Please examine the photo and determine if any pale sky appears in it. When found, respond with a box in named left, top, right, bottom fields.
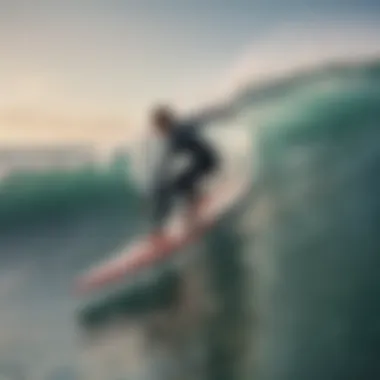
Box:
left=0, top=0, right=379, bottom=147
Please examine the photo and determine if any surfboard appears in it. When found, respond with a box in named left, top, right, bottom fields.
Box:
left=75, top=180, right=247, bottom=295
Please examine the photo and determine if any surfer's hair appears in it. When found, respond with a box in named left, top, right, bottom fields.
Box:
left=151, top=105, right=176, bottom=125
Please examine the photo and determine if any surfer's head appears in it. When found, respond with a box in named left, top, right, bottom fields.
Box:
left=151, top=105, right=176, bottom=135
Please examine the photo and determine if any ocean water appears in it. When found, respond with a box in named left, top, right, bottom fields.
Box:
left=0, top=59, right=380, bottom=380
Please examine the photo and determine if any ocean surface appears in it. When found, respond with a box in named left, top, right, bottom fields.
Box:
left=0, top=58, right=379, bottom=380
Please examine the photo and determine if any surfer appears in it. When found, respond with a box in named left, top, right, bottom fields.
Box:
left=150, top=104, right=226, bottom=240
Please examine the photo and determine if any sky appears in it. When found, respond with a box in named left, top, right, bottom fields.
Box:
left=0, top=0, right=379, bottom=147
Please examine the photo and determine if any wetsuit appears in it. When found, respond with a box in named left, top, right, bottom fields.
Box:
left=152, top=120, right=219, bottom=227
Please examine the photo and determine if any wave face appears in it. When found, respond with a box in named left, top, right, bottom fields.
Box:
left=244, top=59, right=380, bottom=380
left=0, top=58, right=379, bottom=380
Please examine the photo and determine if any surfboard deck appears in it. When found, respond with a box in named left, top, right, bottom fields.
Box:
left=75, top=180, right=247, bottom=294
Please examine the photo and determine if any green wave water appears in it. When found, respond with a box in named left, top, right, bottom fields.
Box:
left=0, top=157, right=142, bottom=232
left=246, top=59, right=380, bottom=380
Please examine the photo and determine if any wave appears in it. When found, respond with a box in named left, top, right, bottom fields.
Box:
left=0, top=155, right=142, bottom=232
left=1, top=57, right=380, bottom=379
left=241, top=58, right=380, bottom=380
left=76, top=58, right=380, bottom=379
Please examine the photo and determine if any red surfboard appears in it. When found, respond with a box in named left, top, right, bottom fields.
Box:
left=75, top=181, right=247, bottom=295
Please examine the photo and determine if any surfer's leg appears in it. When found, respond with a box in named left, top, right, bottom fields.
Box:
left=174, top=162, right=211, bottom=230
left=152, top=184, right=174, bottom=237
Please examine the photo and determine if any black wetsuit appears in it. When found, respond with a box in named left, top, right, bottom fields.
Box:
left=152, top=120, right=219, bottom=227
